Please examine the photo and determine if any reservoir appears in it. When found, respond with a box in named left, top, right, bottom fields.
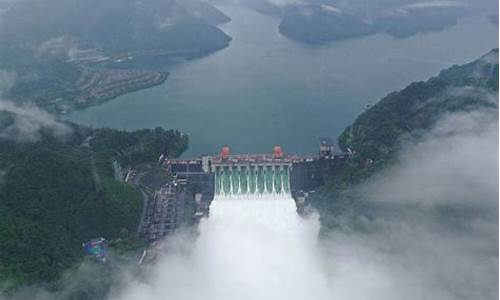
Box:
left=68, top=5, right=498, bottom=156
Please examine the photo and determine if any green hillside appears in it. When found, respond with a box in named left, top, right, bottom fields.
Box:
left=311, top=49, right=499, bottom=231
left=0, top=121, right=187, bottom=286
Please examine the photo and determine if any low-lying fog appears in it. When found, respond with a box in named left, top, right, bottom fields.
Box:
left=3, top=110, right=497, bottom=300
left=105, top=111, right=497, bottom=300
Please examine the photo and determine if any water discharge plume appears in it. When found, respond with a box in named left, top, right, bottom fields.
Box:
left=112, top=194, right=332, bottom=300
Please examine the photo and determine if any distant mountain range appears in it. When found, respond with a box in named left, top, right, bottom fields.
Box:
left=279, top=2, right=480, bottom=43
left=1, top=0, right=231, bottom=62
left=0, top=0, right=232, bottom=112
left=220, top=0, right=493, bottom=44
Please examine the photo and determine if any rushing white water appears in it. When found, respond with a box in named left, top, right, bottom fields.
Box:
left=114, top=194, right=332, bottom=300
left=215, top=165, right=291, bottom=196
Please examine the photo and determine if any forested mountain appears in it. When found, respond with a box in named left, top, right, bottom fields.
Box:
left=0, top=108, right=188, bottom=287
left=274, top=0, right=492, bottom=43
left=311, top=49, right=499, bottom=230
left=279, top=5, right=375, bottom=44
left=0, top=0, right=231, bottom=65
left=339, top=49, right=498, bottom=165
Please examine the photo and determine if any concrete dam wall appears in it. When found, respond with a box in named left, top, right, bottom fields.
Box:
left=142, top=142, right=350, bottom=242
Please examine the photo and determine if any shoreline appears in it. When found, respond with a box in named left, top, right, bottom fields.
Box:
left=50, top=69, right=169, bottom=114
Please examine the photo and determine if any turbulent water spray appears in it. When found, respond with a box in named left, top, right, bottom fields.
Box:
left=215, top=165, right=291, bottom=196
left=193, top=195, right=331, bottom=299
left=114, top=186, right=332, bottom=300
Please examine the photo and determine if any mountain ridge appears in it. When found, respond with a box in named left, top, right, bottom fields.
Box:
left=310, top=48, right=499, bottom=231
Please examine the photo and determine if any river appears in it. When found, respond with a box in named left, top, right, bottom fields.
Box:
left=68, top=5, right=498, bottom=156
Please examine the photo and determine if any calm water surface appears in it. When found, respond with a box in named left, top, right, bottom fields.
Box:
left=68, top=6, right=498, bottom=156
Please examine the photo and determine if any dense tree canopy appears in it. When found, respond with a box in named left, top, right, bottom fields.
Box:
left=0, top=124, right=188, bottom=286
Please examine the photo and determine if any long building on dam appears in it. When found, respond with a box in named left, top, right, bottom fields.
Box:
left=141, top=139, right=350, bottom=242
left=162, top=139, right=349, bottom=210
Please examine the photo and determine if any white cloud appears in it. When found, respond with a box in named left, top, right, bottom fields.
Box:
left=404, top=0, right=467, bottom=9
left=0, top=71, right=16, bottom=96
left=0, top=100, right=71, bottom=142
left=321, top=109, right=498, bottom=300
left=365, top=110, right=498, bottom=206
left=35, top=35, right=79, bottom=60
left=265, top=0, right=303, bottom=7
left=104, top=110, right=497, bottom=300
left=321, top=4, right=342, bottom=14
left=2, top=110, right=496, bottom=300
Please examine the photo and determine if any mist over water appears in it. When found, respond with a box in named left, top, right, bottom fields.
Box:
left=112, top=195, right=333, bottom=300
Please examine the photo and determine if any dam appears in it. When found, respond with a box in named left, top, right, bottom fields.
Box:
left=212, top=150, right=293, bottom=197
left=128, top=141, right=344, bottom=297
left=141, top=139, right=350, bottom=242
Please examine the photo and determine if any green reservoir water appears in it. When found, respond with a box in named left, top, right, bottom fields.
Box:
left=68, top=6, right=498, bottom=156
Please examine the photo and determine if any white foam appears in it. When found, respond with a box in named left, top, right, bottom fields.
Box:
left=114, top=194, right=332, bottom=300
